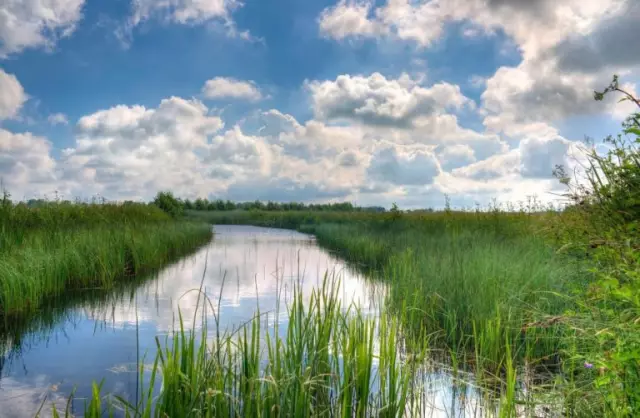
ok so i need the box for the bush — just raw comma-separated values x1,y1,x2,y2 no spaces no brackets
555,76,640,416
153,191,184,218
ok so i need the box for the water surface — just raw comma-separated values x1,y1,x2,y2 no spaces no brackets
0,226,383,416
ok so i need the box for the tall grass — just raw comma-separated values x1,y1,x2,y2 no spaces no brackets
189,209,579,373
0,201,213,318
53,275,428,417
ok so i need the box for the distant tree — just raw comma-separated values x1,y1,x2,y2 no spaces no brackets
184,199,194,210
152,191,183,218
195,198,207,211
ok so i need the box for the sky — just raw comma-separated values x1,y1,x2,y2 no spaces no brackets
0,0,638,209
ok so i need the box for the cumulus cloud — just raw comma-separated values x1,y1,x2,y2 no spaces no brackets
130,0,239,25
519,136,578,179
226,177,352,202
202,77,263,101
0,0,85,57
552,1,640,74
0,69,27,120
47,113,69,125
451,150,520,182
480,61,606,133
367,144,441,186
319,0,636,130
436,144,476,171
318,1,385,40
318,0,623,56
319,0,446,47
115,0,253,47
56,101,361,203
308,72,471,128
63,97,226,200
451,134,584,182
246,109,366,162
209,125,271,171
0,129,58,196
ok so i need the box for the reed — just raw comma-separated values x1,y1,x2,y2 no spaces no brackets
0,201,213,319
54,275,426,417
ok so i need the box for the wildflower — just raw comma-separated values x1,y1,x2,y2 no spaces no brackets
584,361,594,369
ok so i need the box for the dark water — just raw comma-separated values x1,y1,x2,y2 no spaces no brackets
0,225,512,417
0,225,386,417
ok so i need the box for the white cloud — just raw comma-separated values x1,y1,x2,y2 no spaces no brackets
308,72,471,128
318,0,637,130
318,0,623,57
451,150,520,182
226,177,352,202
436,144,476,171
450,134,585,182
519,135,580,179
63,97,226,200
480,61,606,134
367,143,441,186
202,77,263,101
209,125,270,171
318,1,385,40
551,1,640,74
0,69,27,120
0,128,58,197
0,0,85,57
131,0,239,25
47,112,69,126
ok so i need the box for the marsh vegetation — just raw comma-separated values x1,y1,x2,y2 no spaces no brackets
0,77,637,417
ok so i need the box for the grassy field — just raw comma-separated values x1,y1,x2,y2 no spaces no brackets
0,199,213,319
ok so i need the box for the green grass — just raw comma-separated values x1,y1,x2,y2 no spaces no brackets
189,210,580,367
0,201,213,319
51,275,427,417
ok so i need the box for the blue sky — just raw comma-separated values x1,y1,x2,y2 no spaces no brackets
0,0,638,208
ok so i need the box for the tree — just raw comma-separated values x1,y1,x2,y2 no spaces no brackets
195,198,207,211
152,191,183,218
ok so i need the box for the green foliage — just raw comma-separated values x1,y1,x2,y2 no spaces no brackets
152,191,184,218
552,75,640,416
176,196,381,212
0,196,212,319
0,221,212,318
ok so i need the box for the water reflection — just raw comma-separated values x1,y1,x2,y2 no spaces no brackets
0,225,383,417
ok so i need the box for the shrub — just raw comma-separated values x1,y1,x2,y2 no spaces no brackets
153,191,184,218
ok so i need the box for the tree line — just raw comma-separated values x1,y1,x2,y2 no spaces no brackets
152,191,386,218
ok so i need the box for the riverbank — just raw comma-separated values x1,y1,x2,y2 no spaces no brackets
0,201,213,319
189,209,578,357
